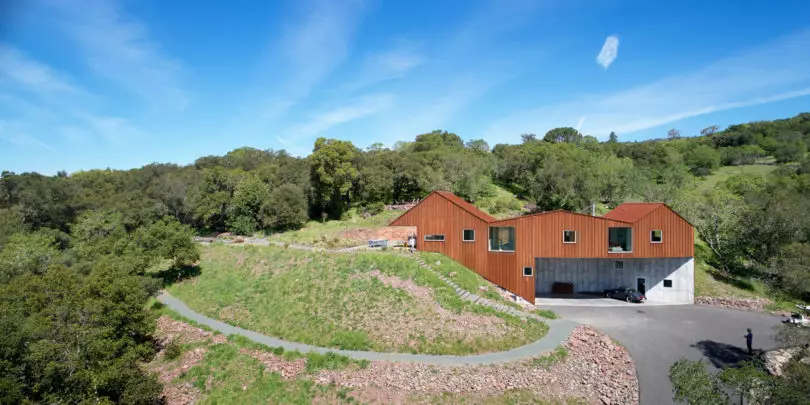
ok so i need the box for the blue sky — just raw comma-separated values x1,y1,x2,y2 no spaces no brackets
2,0,810,174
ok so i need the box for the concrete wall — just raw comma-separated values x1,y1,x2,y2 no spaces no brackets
534,257,694,304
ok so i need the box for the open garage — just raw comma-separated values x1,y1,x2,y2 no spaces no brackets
534,257,695,304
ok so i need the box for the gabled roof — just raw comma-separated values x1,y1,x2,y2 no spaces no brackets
433,190,497,222
603,203,664,223
490,209,631,224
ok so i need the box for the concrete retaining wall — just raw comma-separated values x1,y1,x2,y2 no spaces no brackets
534,257,694,304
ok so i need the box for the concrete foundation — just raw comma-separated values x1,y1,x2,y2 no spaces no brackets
534,257,694,304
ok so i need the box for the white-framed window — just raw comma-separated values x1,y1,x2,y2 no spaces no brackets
463,229,475,242
523,266,533,276
424,234,445,242
488,227,516,252
651,230,663,244
563,230,577,244
608,227,633,253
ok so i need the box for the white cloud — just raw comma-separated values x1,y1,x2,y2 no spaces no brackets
0,45,78,94
345,45,425,91
596,36,619,69
0,120,55,151
286,94,394,139
45,0,188,110
575,116,586,131
487,29,810,139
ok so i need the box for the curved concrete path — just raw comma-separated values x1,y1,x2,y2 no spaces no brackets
157,292,578,366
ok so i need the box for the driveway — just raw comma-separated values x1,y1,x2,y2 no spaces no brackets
535,295,688,307
550,305,783,405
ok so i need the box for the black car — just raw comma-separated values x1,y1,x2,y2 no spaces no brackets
604,287,646,303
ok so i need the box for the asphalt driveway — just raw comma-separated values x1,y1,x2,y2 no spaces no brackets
550,304,783,405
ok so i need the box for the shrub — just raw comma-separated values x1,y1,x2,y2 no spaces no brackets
261,184,308,231
164,340,182,360
360,202,385,216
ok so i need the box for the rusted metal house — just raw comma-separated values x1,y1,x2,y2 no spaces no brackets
390,191,694,304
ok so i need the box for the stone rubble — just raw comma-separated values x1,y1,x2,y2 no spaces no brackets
313,326,639,405
696,296,791,316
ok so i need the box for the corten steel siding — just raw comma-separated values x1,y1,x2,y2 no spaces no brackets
389,193,490,272
495,212,632,259
630,206,694,258
485,217,536,302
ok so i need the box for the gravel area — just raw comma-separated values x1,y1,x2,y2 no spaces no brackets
314,325,638,405
696,296,790,316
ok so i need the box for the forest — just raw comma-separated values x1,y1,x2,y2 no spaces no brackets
1,112,809,402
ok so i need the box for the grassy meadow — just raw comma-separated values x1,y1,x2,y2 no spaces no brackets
166,244,547,355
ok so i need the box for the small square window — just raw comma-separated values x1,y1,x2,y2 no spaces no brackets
651,230,663,243
523,266,533,276
563,230,577,243
463,229,475,242
424,234,445,241
664,279,673,288
615,261,624,270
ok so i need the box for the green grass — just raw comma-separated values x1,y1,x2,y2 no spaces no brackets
475,185,528,219
529,346,568,369
532,309,558,319
166,244,547,355
266,209,402,248
696,164,776,193
693,241,807,313
178,343,360,404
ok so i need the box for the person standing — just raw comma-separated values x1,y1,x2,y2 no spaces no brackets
408,234,415,254
745,328,753,355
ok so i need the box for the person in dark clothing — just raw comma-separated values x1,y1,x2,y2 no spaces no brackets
745,328,753,355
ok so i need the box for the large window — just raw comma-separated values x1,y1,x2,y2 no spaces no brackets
463,229,475,242
424,234,445,242
608,227,633,253
651,230,663,243
563,230,577,243
488,227,516,252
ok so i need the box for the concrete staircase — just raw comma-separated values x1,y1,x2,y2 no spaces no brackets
410,255,547,321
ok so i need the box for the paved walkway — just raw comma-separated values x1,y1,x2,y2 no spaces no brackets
158,292,578,365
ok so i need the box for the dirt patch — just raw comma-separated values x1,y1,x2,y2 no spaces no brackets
241,348,307,379
155,315,227,346
339,226,415,243
234,251,247,267
346,270,511,350
314,326,638,405
218,304,250,323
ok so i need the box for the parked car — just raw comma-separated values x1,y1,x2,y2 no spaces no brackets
783,304,810,327
604,287,646,303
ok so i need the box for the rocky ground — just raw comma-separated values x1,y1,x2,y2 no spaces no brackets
696,296,791,316
150,316,638,405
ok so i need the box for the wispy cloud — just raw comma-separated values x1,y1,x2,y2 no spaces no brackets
44,0,188,110
0,45,78,95
487,29,810,139
596,35,619,69
345,44,425,91
0,120,55,151
284,93,394,140
575,116,586,131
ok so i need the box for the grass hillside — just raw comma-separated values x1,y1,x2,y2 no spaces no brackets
166,244,547,355
696,164,776,193
266,209,402,248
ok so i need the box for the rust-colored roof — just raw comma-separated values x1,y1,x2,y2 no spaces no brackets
434,190,497,222
491,209,631,224
603,203,664,223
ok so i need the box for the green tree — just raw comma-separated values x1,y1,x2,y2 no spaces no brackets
261,184,308,230
466,139,490,153
543,127,582,143
608,131,618,143
674,188,745,273
684,145,720,176
310,138,359,218
669,359,728,405
227,175,270,235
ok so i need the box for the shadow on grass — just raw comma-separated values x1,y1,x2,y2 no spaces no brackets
692,340,762,369
152,265,201,288
710,272,756,292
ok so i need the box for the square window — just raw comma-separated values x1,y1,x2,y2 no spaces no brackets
523,266,533,276
424,234,445,241
488,227,516,252
664,279,673,288
463,229,475,242
563,230,577,243
615,261,624,269
651,230,663,243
